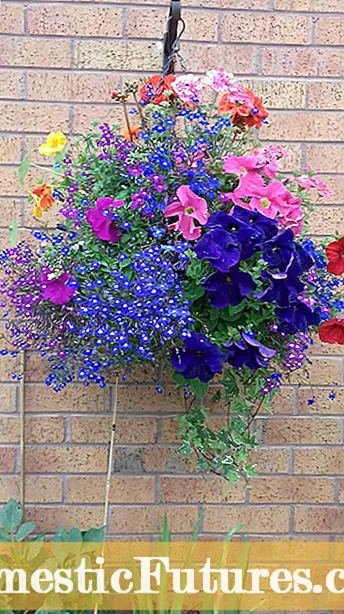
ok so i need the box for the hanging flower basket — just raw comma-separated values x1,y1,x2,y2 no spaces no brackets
1,68,343,484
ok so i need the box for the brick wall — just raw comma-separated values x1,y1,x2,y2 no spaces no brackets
0,0,344,538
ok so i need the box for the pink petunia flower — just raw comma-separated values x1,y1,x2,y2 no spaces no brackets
224,155,264,192
41,271,77,305
163,185,208,240
231,180,304,235
86,197,124,243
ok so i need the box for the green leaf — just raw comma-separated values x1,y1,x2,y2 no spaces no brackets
0,500,22,531
67,527,82,542
172,371,187,387
0,528,9,542
15,520,35,541
190,378,209,399
83,526,105,542
18,152,31,184
8,219,18,248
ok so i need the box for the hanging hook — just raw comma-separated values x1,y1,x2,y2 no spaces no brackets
162,0,184,76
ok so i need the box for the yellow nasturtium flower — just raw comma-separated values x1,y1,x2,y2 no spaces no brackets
39,131,67,156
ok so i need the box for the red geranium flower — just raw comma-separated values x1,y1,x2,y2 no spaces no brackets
139,75,177,105
326,237,344,276
319,318,344,345
218,88,268,129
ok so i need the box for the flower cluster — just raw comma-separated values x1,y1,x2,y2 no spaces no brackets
2,68,342,482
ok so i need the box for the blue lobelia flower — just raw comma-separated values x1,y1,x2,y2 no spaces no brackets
275,301,320,334
203,267,256,308
205,211,260,258
194,227,241,272
224,331,276,370
231,206,278,241
170,331,228,382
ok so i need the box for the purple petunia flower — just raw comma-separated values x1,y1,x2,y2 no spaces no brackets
203,267,256,308
205,210,260,259
224,332,276,370
231,206,278,241
170,332,228,382
263,229,295,273
194,227,240,272
86,197,124,243
41,271,77,305
275,301,320,334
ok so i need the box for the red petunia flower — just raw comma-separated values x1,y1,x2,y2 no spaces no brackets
139,75,177,105
218,88,268,129
319,318,344,345
326,237,344,276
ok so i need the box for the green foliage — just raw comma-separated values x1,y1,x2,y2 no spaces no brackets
175,368,275,484
17,152,31,184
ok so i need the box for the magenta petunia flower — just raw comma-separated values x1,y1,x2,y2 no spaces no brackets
41,271,77,305
163,185,208,241
86,197,124,243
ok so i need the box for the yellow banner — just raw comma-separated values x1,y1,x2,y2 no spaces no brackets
0,542,343,610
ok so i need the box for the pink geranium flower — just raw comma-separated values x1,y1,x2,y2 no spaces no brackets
163,185,208,240
41,271,77,305
86,197,124,243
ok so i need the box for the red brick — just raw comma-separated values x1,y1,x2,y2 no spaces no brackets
0,136,21,165
250,477,335,503
316,17,344,45
261,112,344,142
222,13,309,45
0,416,65,443
25,384,109,413
256,417,341,445
274,0,344,9
307,145,344,174
28,6,122,37
126,8,218,41
111,505,199,534
294,449,344,475
204,506,289,533
337,480,344,503
0,102,69,133
76,40,254,75
67,476,155,504
294,507,344,533
25,505,104,533
71,416,158,444
0,385,17,412
0,448,16,472
0,37,71,68
262,48,344,78
298,388,344,415
27,72,119,103
250,448,291,475
309,207,344,236
0,4,24,34
160,477,246,503
25,446,108,473
73,104,124,134
0,476,62,504
0,71,23,99
308,82,344,110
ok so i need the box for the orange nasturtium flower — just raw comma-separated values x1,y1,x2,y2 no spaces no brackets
123,125,141,141
31,183,55,218
39,131,67,156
